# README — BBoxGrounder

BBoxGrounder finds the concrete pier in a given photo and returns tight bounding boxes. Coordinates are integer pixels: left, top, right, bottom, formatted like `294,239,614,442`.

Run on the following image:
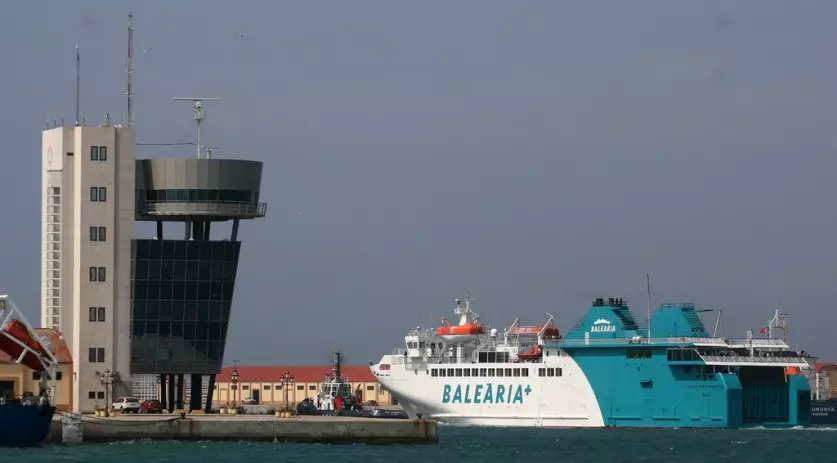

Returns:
48,415,437,445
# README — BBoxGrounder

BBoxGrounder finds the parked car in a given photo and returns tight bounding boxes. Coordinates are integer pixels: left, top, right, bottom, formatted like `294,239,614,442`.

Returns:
113,397,141,413
140,399,163,414
242,397,257,405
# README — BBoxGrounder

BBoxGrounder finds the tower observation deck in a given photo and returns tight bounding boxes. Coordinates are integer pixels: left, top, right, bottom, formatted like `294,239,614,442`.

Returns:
129,98,266,413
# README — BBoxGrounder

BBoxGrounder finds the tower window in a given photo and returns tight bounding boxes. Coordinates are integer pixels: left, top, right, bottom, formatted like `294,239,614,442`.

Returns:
90,146,108,161
90,187,107,202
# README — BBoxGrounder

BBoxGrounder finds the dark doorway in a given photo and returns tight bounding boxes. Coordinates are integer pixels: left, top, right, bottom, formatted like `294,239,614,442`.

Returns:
0,381,14,399
252,389,260,405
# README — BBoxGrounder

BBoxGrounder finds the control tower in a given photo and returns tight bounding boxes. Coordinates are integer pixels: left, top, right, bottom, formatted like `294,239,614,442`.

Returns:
129,98,266,412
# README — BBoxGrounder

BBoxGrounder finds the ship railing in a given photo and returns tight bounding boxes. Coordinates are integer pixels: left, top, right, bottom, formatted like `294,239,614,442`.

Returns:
699,354,810,365
548,336,795,348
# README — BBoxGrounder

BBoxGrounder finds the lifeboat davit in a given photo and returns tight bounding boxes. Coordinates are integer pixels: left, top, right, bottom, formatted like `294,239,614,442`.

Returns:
0,320,50,372
435,323,485,344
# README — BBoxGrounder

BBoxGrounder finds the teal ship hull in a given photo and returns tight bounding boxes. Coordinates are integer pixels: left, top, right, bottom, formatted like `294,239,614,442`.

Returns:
551,298,811,428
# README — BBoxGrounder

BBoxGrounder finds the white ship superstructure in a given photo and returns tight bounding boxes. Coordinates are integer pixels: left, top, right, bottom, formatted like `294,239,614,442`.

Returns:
370,295,600,427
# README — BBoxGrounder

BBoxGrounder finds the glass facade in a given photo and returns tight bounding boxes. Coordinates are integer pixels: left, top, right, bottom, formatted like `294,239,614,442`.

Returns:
142,189,255,203
130,239,241,375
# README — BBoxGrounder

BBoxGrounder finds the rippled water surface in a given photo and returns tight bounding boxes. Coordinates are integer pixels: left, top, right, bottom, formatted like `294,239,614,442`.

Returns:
5,425,835,463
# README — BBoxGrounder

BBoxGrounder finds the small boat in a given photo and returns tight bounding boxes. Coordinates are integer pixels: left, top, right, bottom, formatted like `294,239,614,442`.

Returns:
0,295,60,446
296,351,408,419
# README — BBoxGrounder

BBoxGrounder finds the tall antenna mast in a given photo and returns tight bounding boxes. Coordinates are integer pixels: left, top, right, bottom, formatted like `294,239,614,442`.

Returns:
172,97,220,159
126,13,134,126
75,44,80,126
646,273,652,340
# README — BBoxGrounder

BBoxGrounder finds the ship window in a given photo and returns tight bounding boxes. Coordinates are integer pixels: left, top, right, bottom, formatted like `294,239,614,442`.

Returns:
439,369,446,377
557,368,563,376
472,368,479,376
463,369,471,377
547,368,555,377
627,348,653,359
513,368,520,377
455,368,462,377
496,368,504,377
431,369,438,377
522,368,529,377
487,368,495,377
505,368,512,376
447,368,454,377
479,368,487,377
538,368,546,377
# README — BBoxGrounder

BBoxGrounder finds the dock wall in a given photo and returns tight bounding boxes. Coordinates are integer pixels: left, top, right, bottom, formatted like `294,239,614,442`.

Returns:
48,416,437,445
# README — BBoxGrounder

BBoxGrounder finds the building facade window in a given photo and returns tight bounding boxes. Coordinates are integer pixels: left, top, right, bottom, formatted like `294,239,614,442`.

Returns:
90,226,107,242
89,307,105,322
90,267,107,282
45,185,62,331
90,186,107,202
91,146,108,161
88,347,105,363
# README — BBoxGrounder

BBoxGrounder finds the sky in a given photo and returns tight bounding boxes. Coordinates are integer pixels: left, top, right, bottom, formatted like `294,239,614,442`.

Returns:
1,1,836,366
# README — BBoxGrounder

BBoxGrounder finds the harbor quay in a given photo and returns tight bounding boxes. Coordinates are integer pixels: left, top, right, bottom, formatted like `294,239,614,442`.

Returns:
48,414,438,445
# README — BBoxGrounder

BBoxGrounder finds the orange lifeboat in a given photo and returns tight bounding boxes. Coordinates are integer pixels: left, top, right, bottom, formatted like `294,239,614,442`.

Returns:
0,320,51,372
435,323,485,344
516,344,543,361
509,324,560,339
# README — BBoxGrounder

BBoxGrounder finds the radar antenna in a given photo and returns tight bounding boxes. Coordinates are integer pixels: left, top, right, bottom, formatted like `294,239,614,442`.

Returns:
172,97,220,159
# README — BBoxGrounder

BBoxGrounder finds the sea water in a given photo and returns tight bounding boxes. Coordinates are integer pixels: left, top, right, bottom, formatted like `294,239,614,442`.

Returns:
4,425,834,463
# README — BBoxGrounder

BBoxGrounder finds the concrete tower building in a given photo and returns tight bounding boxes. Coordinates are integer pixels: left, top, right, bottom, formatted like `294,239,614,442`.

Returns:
41,119,266,413
40,17,265,413
41,122,137,412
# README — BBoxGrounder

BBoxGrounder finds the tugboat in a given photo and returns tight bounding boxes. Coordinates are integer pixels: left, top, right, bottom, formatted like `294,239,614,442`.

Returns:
297,351,365,416
296,351,408,419
0,295,61,446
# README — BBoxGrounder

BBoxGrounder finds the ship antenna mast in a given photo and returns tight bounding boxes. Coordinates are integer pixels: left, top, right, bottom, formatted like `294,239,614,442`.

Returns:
75,44,80,126
126,13,134,126
646,273,652,340
173,97,220,159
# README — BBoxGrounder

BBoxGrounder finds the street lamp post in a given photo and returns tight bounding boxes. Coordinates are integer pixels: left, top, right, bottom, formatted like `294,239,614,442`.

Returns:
231,367,239,407
278,369,295,411
99,369,116,417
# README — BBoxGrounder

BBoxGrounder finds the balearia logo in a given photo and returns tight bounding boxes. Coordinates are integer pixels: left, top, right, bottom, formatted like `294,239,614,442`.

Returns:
441,383,531,404
590,318,616,333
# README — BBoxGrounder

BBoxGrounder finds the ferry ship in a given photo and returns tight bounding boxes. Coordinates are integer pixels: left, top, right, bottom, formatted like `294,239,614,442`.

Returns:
370,294,812,428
